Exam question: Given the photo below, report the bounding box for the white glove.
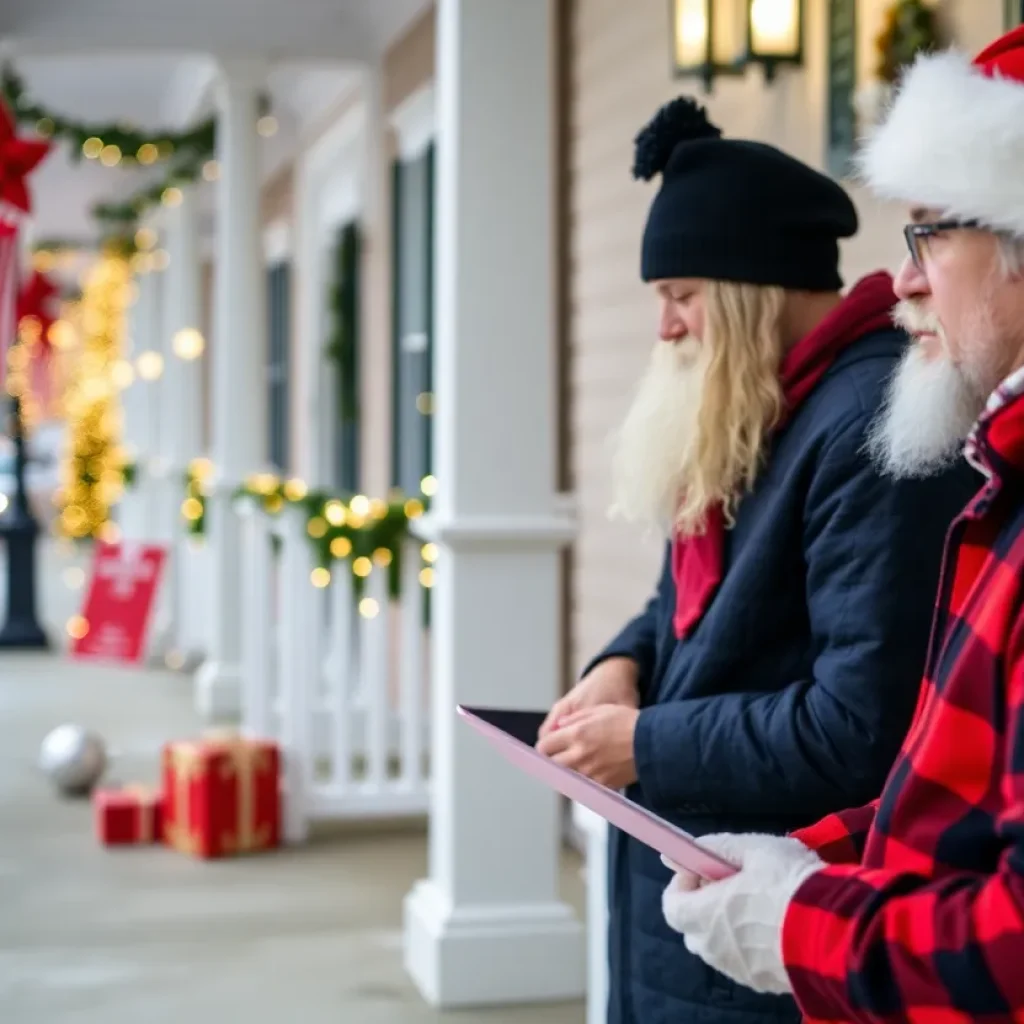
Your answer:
[661,833,824,995]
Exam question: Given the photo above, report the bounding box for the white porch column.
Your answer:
[194,59,267,719]
[162,185,207,664]
[402,0,584,1009]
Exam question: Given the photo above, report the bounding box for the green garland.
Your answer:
[180,465,435,601]
[873,0,944,84]
[1,62,217,246]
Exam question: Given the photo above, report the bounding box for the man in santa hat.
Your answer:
[660,24,1024,1022]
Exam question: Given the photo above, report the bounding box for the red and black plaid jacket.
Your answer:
[781,367,1024,1024]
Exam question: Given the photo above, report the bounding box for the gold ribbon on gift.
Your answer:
[124,783,156,843]
[164,742,204,856]
[217,740,273,855]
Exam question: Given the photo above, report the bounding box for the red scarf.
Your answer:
[671,271,898,639]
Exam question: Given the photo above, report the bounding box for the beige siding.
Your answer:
[566,0,1006,677]
[385,5,436,114]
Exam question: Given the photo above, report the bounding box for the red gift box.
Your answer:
[161,736,281,859]
[95,785,163,845]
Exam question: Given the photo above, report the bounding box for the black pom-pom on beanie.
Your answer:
[633,96,858,291]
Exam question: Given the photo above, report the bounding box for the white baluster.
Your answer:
[329,564,356,789]
[400,537,425,790]
[240,500,273,738]
[361,564,390,789]
[278,504,314,843]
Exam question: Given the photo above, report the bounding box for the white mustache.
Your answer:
[892,299,943,337]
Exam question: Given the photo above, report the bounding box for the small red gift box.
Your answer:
[94,785,163,845]
[161,735,281,859]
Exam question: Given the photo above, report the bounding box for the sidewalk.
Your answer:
[0,545,588,1023]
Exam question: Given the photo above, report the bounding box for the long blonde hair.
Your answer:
[673,280,787,535]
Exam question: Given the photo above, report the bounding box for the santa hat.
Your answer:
[859,25,1024,236]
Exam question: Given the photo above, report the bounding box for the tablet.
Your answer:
[457,705,737,882]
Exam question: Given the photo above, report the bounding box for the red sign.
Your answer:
[71,541,167,664]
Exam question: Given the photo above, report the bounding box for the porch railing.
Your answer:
[238,498,431,843]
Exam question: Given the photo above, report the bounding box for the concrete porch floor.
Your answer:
[0,544,588,1023]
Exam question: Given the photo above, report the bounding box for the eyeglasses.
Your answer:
[903,218,981,270]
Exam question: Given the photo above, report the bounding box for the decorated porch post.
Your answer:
[0,95,51,649]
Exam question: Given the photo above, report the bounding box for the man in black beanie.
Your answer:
[537,98,980,1023]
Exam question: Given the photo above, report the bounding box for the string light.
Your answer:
[57,254,130,539]
[161,187,183,207]
[311,568,331,589]
[82,137,103,159]
[66,615,90,639]
[137,143,159,165]
[172,328,204,360]
[99,144,122,167]
[420,475,438,497]
[134,227,157,251]
[359,598,379,619]
[136,351,164,381]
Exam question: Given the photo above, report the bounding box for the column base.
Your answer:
[403,878,586,1009]
[193,659,242,722]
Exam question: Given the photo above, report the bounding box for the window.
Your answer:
[266,261,291,472]
[326,221,361,494]
[826,0,858,180]
[390,142,435,497]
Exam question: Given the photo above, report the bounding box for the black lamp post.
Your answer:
[0,392,50,649]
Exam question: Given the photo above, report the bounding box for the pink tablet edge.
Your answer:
[456,705,737,881]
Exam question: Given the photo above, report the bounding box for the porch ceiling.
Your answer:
[1,0,432,251]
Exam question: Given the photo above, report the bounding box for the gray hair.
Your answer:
[997,234,1024,277]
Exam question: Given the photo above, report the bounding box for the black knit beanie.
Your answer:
[633,98,858,291]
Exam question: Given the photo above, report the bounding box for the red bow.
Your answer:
[17,268,60,350]
[0,96,50,215]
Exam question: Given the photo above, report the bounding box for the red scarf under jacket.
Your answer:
[671,270,898,639]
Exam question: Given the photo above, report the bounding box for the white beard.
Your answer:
[865,302,987,480]
[609,339,708,532]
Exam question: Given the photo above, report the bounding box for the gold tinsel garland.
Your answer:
[56,253,132,540]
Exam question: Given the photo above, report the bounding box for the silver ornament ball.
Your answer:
[39,724,108,796]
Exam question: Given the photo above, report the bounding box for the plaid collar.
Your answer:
[964,364,1024,479]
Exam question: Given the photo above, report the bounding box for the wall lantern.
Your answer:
[671,0,803,90]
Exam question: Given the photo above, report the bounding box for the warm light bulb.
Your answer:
[172,328,205,360]
[324,500,346,526]
[749,0,800,56]
[111,359,135,389]
[202,160,220,181]
[349,495,370,517]
[420,475,438,497]
[359,597,379,619]
[82,137,104,159]
[67,615,90,640]
[419,567,435,588]
[136,351,164,381]
[134,227,157,251]
[421,543,439,563]
[311,567,331,588]
[372,547,393,567]
[307,517,328,539]
[330,536,352,558]
[137,143,159,165]
[162,187,183,207]
[352,557,372,578]
[99,144,122,167]
[283,478,308,501]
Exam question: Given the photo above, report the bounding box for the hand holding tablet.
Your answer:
[457,705,737,882]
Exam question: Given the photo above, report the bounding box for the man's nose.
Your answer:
[893,255,929,302]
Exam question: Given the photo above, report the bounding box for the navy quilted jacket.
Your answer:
[588,329,981,1024]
